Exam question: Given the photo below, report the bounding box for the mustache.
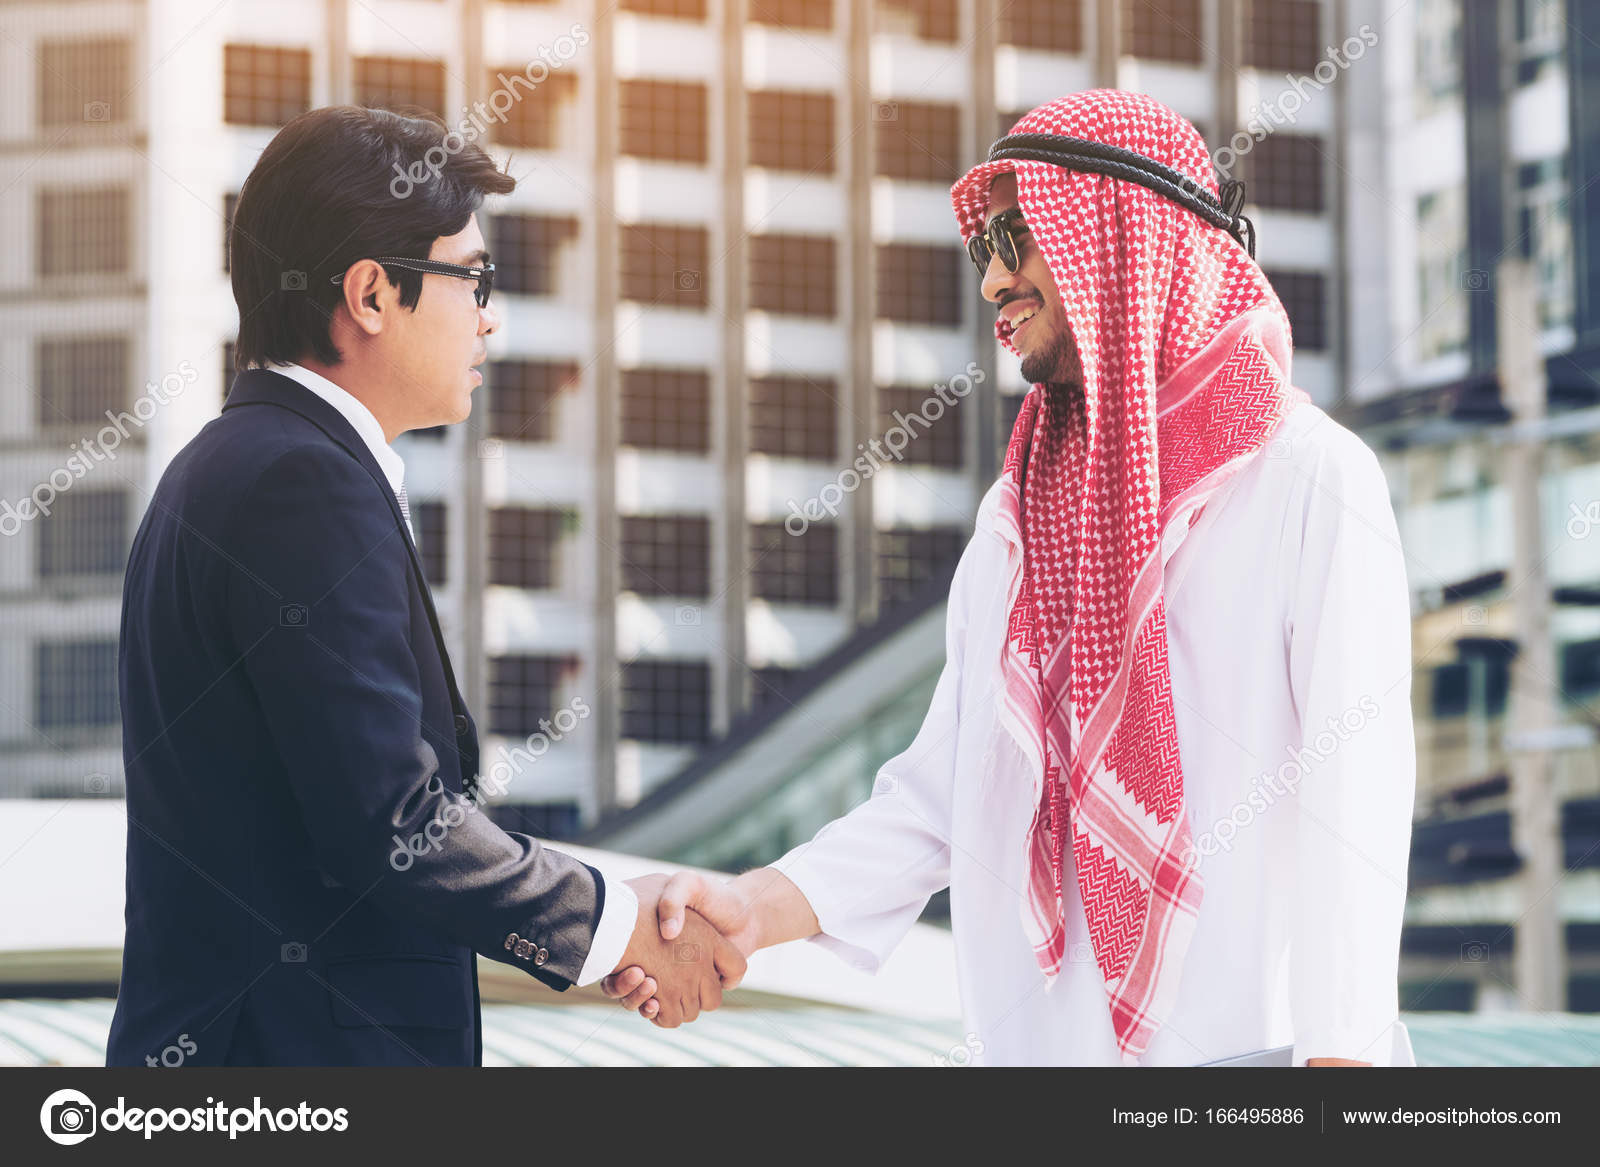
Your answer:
[996,292,1044,313]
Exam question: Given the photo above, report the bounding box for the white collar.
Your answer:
[267,362,406,498]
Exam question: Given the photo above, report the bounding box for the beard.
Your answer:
[1018,322,1081,389]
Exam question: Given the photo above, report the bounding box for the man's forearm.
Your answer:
[730,867,820,952]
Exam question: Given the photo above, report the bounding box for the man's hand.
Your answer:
[604,868,820,1020]
[606,874,747,1028]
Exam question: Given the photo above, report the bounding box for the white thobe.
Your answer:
[771,400,1418,1066]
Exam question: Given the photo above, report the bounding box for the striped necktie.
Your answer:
[395,480,414,541]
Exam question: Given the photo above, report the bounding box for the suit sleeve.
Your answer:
[1284,432,1417,1065]
[766,535,976,972]
[221,444,610,990]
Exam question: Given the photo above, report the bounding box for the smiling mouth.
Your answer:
[1002,301,1043,343]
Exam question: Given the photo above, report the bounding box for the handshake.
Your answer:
[601,867,816,1028]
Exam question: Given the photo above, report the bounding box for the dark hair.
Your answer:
[229,105,515,369]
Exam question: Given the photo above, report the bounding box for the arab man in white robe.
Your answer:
[604,89,1418,1067]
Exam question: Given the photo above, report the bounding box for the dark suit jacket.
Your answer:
[106,368,610,1067]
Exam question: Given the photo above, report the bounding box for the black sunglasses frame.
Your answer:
[967,208,1028,278]
[330,256,495,308]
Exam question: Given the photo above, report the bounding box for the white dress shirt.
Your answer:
[771,400,1418,1065]
[267,362,637,987]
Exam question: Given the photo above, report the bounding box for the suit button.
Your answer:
[454,714,469,736]
[515,939,534,960]
[534,947,549,967]
[504,933,519,951]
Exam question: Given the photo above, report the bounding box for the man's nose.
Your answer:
[980,248,1018,304]
[478,300,499,336]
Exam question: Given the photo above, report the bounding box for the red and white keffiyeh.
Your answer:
[951,90,1308,1063]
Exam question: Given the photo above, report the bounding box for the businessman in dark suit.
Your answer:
[107,105,734,1067]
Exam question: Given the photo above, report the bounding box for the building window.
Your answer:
[1560,638,1600,699]
[875,100,961,184]
[38,336,127,429]
[1414,0,1463,117]
[40,38,130,128]
[489,360,580,442]
[750,521,837,605]
[621,368,711,453]
[1124,0,1203,64]
[751,665,799,710]
[414,501,447,587]
[620,223,710,308]
[749,90,835,174]
[489,654,578,737]
[998,0,1083,53]
[1265,270,1327,352]
[749,0,833,30]
[1517,156,1573,331]
[1416,186,1468,361]
[621,660,712,744]
[1515,0,1565,86]
[354,55,446,119]
[878,525,966,607]
[1249,134,1324,213]
[489,68,577,148]
[619,80,708,164]
[1242,0,1322,73]
[621,515,712,598]
[879,384,963,468]
[39,187,129,277]
[621,0,708,16]
[876,0,957,42]
[489,507,567,589]
[222,44,312,127]
[877,244,962,326]
[750,375,836,461]
[491,214,579,296]
[38,490,127,580]
[749,234,835,317]
[36,640,119,730]
[1430,654,1510,719]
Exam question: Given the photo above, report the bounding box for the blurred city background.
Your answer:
[0,0,1597,1063]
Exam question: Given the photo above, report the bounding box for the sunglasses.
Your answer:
[966,208,1028,277]
[330,256,495,308]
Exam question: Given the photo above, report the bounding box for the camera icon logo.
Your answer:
[40,1088,97,1145]
[83,772,111,795]
[83,101,110,123]
[673,268,701,292]
[674,942,702,963]
[872,101,900,121]
[279,603,308,627]
[281,941,308,962]
[281,270,308,292]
